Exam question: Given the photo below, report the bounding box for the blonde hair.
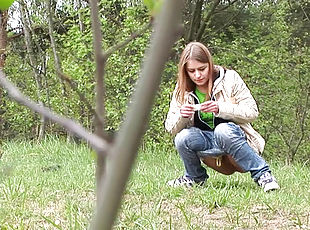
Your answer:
[176,42,217,104]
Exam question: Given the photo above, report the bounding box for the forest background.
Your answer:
[0,0,309,164]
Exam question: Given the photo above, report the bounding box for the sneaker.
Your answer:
[257,172,280,192]
[167,176,204,188]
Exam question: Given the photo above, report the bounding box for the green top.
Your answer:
[195,88,214,129]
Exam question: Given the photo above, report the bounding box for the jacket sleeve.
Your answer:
[216,70,259,124]
[165,88,191,135]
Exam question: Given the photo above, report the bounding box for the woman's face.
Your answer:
[186,59,209,88]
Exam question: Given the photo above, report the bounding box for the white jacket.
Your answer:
[165,66,265,154]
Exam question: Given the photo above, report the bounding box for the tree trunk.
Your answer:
[76,0,85,32]
[89,0,107,205]
[0,10,7,69]
[46,0,72,141]
[196,0,221,41]
[90,0,184,228]
[20,0,47,140]
[185,0,203,43]
[0,10,8,137]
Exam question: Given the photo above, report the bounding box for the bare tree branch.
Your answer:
[58,72,95,113]
[90,0,106,133]
[104,22,152,59]
[196,0,248,41]
[46,0,62,73]
[90,0,184,229]
[89,0,108,206]
[0,70,110,154]
[59,21,151,129]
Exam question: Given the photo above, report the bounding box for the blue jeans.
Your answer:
[174,122,270,183]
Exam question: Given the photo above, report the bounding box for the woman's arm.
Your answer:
[216,70,259,124]
[165,88,192,135]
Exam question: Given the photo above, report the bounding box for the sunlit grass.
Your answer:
[0,138,309,229]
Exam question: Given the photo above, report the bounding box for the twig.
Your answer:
[0,70,110,154]
[103,22,152,59]
[89,0,108,207]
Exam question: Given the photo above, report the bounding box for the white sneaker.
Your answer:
[257,172,280,192]
[167,176,204,188]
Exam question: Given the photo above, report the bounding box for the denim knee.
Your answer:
[175,127,203,152]
[214,122,245,152]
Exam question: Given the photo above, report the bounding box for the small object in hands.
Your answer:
[0,0,15,10]
[192,104,202,111]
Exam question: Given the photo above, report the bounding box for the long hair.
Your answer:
[176,42,216,104]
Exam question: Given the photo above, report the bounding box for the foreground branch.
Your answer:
[90,0,184,229]
[0,71,110,153]
[89,0,108,206]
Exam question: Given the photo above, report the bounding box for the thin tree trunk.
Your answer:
[90,0,184,228]
[89,0,107,205]
[196,0,220,41]
[0,10,8,137]
[20,0,47,140]
[46,0,71,141]
[46,0,62,75]
[186,0,203,42]
[0,10,7,69]
[76,0,85,32]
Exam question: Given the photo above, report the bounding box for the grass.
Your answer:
[0,137,95,229]
[0,137,310,229]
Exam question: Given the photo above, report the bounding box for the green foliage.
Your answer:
[208,0,309,162]
[2,53,40,139]
[0,0,15,10]
[143,0,163,16]
[2,0,309,162]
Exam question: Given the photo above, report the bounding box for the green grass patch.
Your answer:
[0,137,95,229]
[0,138,309,229]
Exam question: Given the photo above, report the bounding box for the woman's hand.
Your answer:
[180,104,195,118]
[200,101,219,114]
[180,101,219,118]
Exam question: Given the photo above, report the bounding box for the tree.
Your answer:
[183,0,251,44]
[0,10,8,131]
[0,10,7,69]
[0,0,184,229]
[20,0,48,139]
